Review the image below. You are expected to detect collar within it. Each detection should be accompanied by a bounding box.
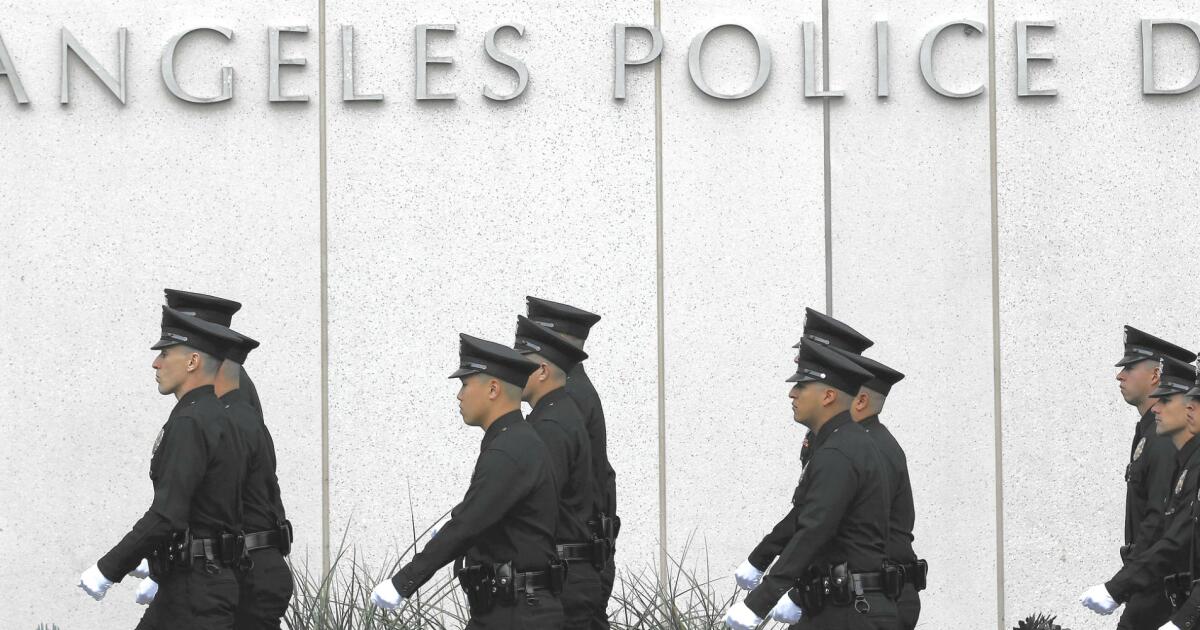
[175,384,215,410]
[481,410,524,451]
[1137,408,1157,435]
[535,386,570,409]
[219,388,245,405]
[859,414,882,429]
[811,410,854,451]
[1179,434,1200,466]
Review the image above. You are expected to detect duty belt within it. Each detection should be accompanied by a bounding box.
[244,529,283,552]
[556,540,611,571]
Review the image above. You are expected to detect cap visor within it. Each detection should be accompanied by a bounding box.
[1149,385,1184,398]
[1187,386,1200,399]
[448,367,482,379]
[1115,353,1151,367]
[150,338,180,350]
[786,372,820,384]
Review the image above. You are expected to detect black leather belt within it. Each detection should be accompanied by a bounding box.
[513,570,552,591]
[244,529,282,552]
[556,543,596,562]
[851,572,890,592]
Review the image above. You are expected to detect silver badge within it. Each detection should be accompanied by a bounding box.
[1134,438,1147,461]
[1177,470,1188,496]
[152,427,165,454]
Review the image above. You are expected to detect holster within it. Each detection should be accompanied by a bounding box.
[797,566,826,615]
[150,529,194,577]
[1165,571,1193,608]
[548,557,567,596]
[456,560,497,614]
[277,520,294,557]
[587,514,617,569]
[827,562,853,607]
[218,532,245,566]
[881,562,905,599]
[905,559,929,592]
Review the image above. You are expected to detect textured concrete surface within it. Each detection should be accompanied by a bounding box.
[659,0,828,589]
[828,3,997,629]
[323,0,661,592]
[995,2,1200,628]
[0,2,322,630]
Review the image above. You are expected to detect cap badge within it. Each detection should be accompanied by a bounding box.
[166,332,188,342]
[467,362,487,370]
[806,333,831,346]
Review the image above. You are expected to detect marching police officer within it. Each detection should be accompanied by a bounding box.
[1158,365,1200,630]
[1083,355,1200,625]
[833,348,926,630]
[370,334,564,629]
[1081,327,1198,628]
[514,314,605,628]
[725,340,895,629]
[78,306,248,630]
[526,296,618,624]
[162,289,294,629]
[734,308,875,591]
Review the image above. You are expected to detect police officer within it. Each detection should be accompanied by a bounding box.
[734,308,874,591]
[526,296,618,625]
[161,289,294,629]
[1081,327,1198,628]
[1083,355,1200,625]
[77,306,248,630]
[1158,364,1200,630]
[370,334,564,629]
[514,314,605,628]
[832,348,926,630]
[725,340,895,630]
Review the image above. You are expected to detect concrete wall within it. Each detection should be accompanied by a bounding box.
[3,1,1200,629]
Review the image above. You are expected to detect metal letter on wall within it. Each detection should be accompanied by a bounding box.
[269,26,309,102]
[613,24,663,100]
[919,20,986,99]
[342,25,383,101]
[876,21,889,98]
[1142,19,1200,95]
[1016,21,1056,97]
[161,27,234,104]
[688,24,771,100]
[416,24,456,101]
[0,32,29,104]
[60,27,127,105]
[802,22,843,98]
[484,24,529,102]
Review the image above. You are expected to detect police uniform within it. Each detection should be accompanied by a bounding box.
[166,289,293,629]
[527,296,618,626]
[831,348,925,630]
[742,340,896,629]
[747,309,875,571]
[1116,327,1198,629]
[1163,368,1200,629]
[515,315,605,629]
[95,307,248,630]
[1104,356,1200,627]
[389,335,563,629]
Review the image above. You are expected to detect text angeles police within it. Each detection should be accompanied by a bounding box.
[4,17,1200,106]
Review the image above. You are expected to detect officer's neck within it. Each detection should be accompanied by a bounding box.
[174,375,216,400]
[1137,399,1155,417]
[526,380,565,407]
[805,406,849,434]
[1172,428,1196,450]
[479,403,521,431]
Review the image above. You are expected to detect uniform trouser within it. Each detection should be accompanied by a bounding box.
[896,584,920,630]
[1117,589,1173,630]
[233,548,294,630]
[597,550,615,628]
[135,562,239,630]
[466,592,564,629]
[562,561,605,630]
[790,593,899,630]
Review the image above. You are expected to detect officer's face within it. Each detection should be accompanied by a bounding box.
[152,346,189,395]
[1186,397,1200,432]
[789,383,820,424]
[457,375,496,426]
[1118,360,1159,405]
[1152,394,1189,436]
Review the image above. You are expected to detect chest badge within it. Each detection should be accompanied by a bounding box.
[1134,438,1147,461]
[1177,469,1188,496]
[152,427,165,454]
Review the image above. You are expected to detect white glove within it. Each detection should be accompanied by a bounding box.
[78,564,114,601]
[769,592,803,624]
[1159,623,1182,630]
[1080,583,1119,615]
[134,578,158,605]
[129,558,150,579]
[724,601,763,630]
[734,560,764,590]
[370,579,404,609]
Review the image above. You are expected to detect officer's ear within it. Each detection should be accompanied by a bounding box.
[853,391,870,412]
[820,386,839,407]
